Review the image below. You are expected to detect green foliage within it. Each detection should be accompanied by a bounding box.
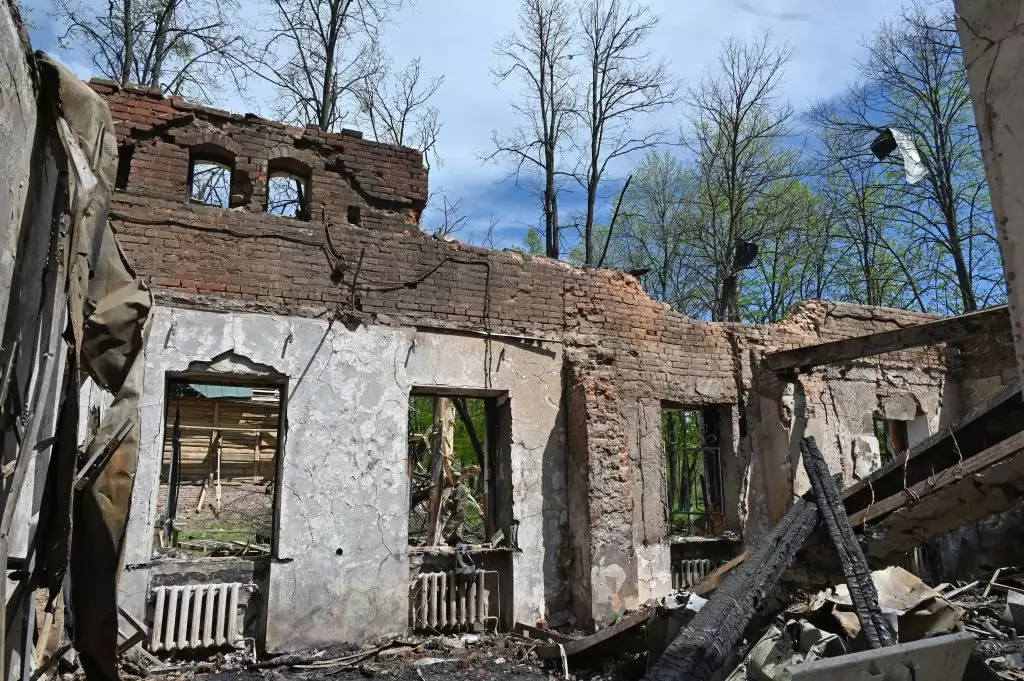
[512,226,546,257]
[662,410,710,533]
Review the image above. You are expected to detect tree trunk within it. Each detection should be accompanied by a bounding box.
[946,218,977,311]
[120,0,132,87]
[666,412,677,525]
[425,397,456,546]
[318,0,342,131]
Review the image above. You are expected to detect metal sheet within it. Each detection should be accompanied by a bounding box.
[787,632,975,681]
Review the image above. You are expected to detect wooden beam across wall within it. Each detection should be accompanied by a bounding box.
[763,305,1009,373]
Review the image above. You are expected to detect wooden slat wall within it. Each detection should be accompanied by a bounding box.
[162,397,280,482]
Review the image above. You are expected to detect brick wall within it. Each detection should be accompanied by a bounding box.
[96,85,980,411]
[93,81,427,230]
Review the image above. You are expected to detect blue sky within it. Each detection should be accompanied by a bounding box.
[21,0,913,250]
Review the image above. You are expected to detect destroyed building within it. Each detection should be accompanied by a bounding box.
[73,81,1017,653]
[4,0,1024,671]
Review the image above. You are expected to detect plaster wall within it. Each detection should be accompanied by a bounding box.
[0,1,35,340]
[956,1,1024,388]
[118,305,566,651]
[749,358,961,529]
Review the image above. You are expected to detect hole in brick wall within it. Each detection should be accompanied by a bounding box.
[154,377,284,560]
[662,406,727,537]
[874,417,908,465]
[189,159,233,208]
[115,144,133,190]
[347,205,361,226]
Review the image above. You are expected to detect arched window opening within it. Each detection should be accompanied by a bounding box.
[266,170,309,219]
[189,157,233,208]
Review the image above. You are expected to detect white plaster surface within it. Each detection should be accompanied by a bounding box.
[119,306,566,651]
[956,0,1024,389]
[636,544,671,604]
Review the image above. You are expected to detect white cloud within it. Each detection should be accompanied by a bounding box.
[23,0,914,244]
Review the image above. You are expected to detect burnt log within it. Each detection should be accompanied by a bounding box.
[643,498,820,681]
[801,437,894,649]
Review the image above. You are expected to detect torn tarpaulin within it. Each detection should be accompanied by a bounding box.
[28,55,152,681]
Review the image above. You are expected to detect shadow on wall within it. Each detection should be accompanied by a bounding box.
[541,392,570,625]
[933,500,1024,580]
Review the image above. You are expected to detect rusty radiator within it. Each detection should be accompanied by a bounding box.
[411,570,489,631]
[149,583,245,652]
[671,559,714,589]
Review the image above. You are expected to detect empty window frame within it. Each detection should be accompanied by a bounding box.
[266,162,309,219]
[662,407,726,536]
[154,378,283,559]
[189,157,233,208]
[407,393,511,548]
[874,417,908,465]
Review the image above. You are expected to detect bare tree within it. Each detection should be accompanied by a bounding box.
[427,193,469,238]
[254,0,401,131]
[819,2,1000,313]
[575,0,677,265]
[684,32,799,321]
[54,0,247,100]
[355,57,443,168]
[807,109,929,311]
[489,0,577,259]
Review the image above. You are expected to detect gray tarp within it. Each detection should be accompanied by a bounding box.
[28,55,151,681]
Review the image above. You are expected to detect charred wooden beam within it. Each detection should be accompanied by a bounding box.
[644,498,820,681]
[858,429,1024,561]
[764,305,1008,373]
[802,437,894,649]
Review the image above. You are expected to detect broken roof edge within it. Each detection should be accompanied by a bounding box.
[86,77,424,160]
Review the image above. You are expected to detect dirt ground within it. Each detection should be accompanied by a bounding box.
[136,634,645,681]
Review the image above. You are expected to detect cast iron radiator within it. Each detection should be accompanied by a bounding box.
[411,570,490,631]
[149,583,246,652]
[672,559,714,589]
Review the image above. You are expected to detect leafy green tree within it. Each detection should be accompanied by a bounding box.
[813,2,1003,313]
[684,32,801,321]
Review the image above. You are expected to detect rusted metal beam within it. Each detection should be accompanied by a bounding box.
[763,305,1008,373]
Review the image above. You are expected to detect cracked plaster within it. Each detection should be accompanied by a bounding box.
[117,305,566,651]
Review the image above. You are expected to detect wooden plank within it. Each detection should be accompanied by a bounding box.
[842,381,1023,514]
[764,305,1009,372]
[863,439,1024,560]
[692,549,750,597]
[425,397,455,546]
[513,622,573,644]
[849,428,1024,527]
[535,609,652,659]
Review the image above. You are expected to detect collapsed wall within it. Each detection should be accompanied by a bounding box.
[90,81,1015,649]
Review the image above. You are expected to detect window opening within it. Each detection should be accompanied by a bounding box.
[874,417,908,465]
[407,394,508,548]
[154,378,282,559]
[663,407,726,536]
[189,159,232,208]
[266,172,309,218]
